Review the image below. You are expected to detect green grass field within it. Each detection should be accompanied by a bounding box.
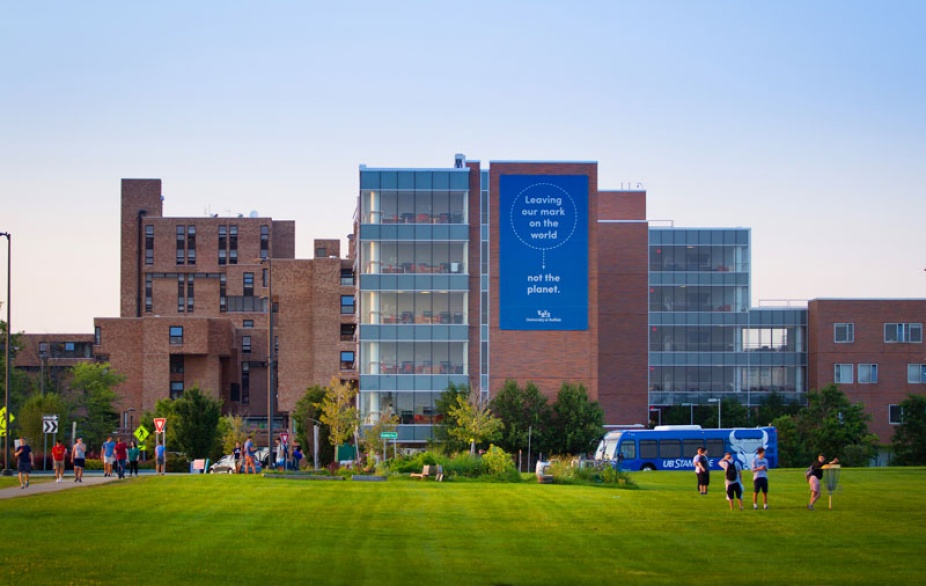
[2,468,924,585]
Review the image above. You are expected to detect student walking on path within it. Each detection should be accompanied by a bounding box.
[15,437,34,489]
[127,441,141,477]
[71,438,86,483]
[51,439,68,483]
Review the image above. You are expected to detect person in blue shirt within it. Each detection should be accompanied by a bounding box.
[155,440,166,476]
[102,436,116,477]
[752,447,769,510]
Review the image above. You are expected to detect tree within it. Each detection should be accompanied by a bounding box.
[292,385,331,467]
[18,393,69,450]
[891,395,926,465]
[171,386,222,460]
[432,383,471,453]
[770,414,805,468]
[446,389,503,455]
[548,383,604,456]
[67,362,125,451]
[219,414,247,456]
[756,391,801,427]
[796,384,878,467]
[319,377,359,463]
[489,380,552,455]
[361,410,400,467]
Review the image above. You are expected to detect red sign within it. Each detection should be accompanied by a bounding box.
[154,418,167,433]
[279,432,289,444]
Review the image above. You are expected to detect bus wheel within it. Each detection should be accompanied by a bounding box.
[641,464,656,471]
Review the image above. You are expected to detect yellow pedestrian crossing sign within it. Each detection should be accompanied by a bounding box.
[134,424,150,443]
[0,407,14,437]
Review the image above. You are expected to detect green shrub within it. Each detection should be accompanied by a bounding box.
[546,456,635,488]
[481,445,520,482]
[440,453,483,478]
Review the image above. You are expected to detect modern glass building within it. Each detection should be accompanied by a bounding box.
[648,227,807,416]
[356,164,474,441]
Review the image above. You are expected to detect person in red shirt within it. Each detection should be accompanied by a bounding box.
[51,439,68,483]
[114,438,128,479]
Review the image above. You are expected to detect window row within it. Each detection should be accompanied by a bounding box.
[361,241,468,275]
[144,224,272,266]
[834,363,926,384]
[360,341,467,375]
[650,326,801,353]
[360,391,445,425]
[360,291,467,325]
[649,365,802,394]
[649,245,748,273]
[834,322,923,344]
[650,285,749,313]
[359,188,468,225]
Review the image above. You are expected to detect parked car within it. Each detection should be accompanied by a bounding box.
[208,448,270,474]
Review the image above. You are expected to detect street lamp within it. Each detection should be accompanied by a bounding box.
[708,398,721,428]
[261,257,274,451]
[1,231,11,476]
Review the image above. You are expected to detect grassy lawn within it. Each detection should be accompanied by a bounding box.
[2,468,925,585]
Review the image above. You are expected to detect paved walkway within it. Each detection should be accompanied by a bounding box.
[0,472,136,500]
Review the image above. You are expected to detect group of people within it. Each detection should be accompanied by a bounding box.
[230,435,305,474]
[693,446,838,510]
[100,436,143,479]
[11,435,145,488]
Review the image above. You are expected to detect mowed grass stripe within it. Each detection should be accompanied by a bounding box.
[2,469,926,585]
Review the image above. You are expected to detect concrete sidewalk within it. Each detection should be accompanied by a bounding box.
[0,473,127,500]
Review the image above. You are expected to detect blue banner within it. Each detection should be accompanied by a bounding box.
[499,174,589,330]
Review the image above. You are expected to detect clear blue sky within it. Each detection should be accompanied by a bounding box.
[2,1,925,333]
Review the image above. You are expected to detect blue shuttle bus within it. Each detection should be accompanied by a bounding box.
[593,425,778,472]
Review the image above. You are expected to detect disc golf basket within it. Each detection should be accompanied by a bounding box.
[823,464,841,509]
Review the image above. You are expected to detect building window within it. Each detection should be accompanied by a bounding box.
[340,351,355,370]
[176,225,185,265]
[260,225,269,259]
[340,268,354,286]
[170,354,184,374]
[858,364,878,384]
[834,364,853,384]
[187,275,194,313]
[241,362,250,405]
[242,336,251,353]
[243,272,254,297]
[229,226,238,264]
[218,225,227,265]
[145,274,153,312]
[94,326,101,346]
[340,295,355,315]
[316,246,327,258]
[262,268,269,288]
[187,226,196,265]
[243,320,254,328]
[834,323,854,343]
[177,275,185,313]
[145,225,154,265]
[908,364,926,384]
[889,404,904,425]
[340,323,355,341]
[220,274,227,313]
[170,381,184,400]
[885,323,923,343]
[169,326,184,345]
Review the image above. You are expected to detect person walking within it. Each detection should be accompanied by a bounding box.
[752,447,770,510]
[292,444,304,471]
[114,437,128,479]
[102,436,116,477]
[127,441,141,477]
[15,437,34,489]
[719,452,744,510]
[155,440,166,476]
[242,435,256,474]
[807,453,839,510]
[51,438,68,483]
[71,438,86,483]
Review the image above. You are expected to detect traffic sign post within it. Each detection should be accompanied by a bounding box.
[153,419,167,474]
[380,431,398,462]
[42,415,59,471]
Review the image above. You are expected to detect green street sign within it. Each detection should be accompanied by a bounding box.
[380,431,398,440]
[134,425,150,443]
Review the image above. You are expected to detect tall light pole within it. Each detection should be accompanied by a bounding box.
[1,231,11,476]
[708,398,721,428]
[261,257,274,451]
